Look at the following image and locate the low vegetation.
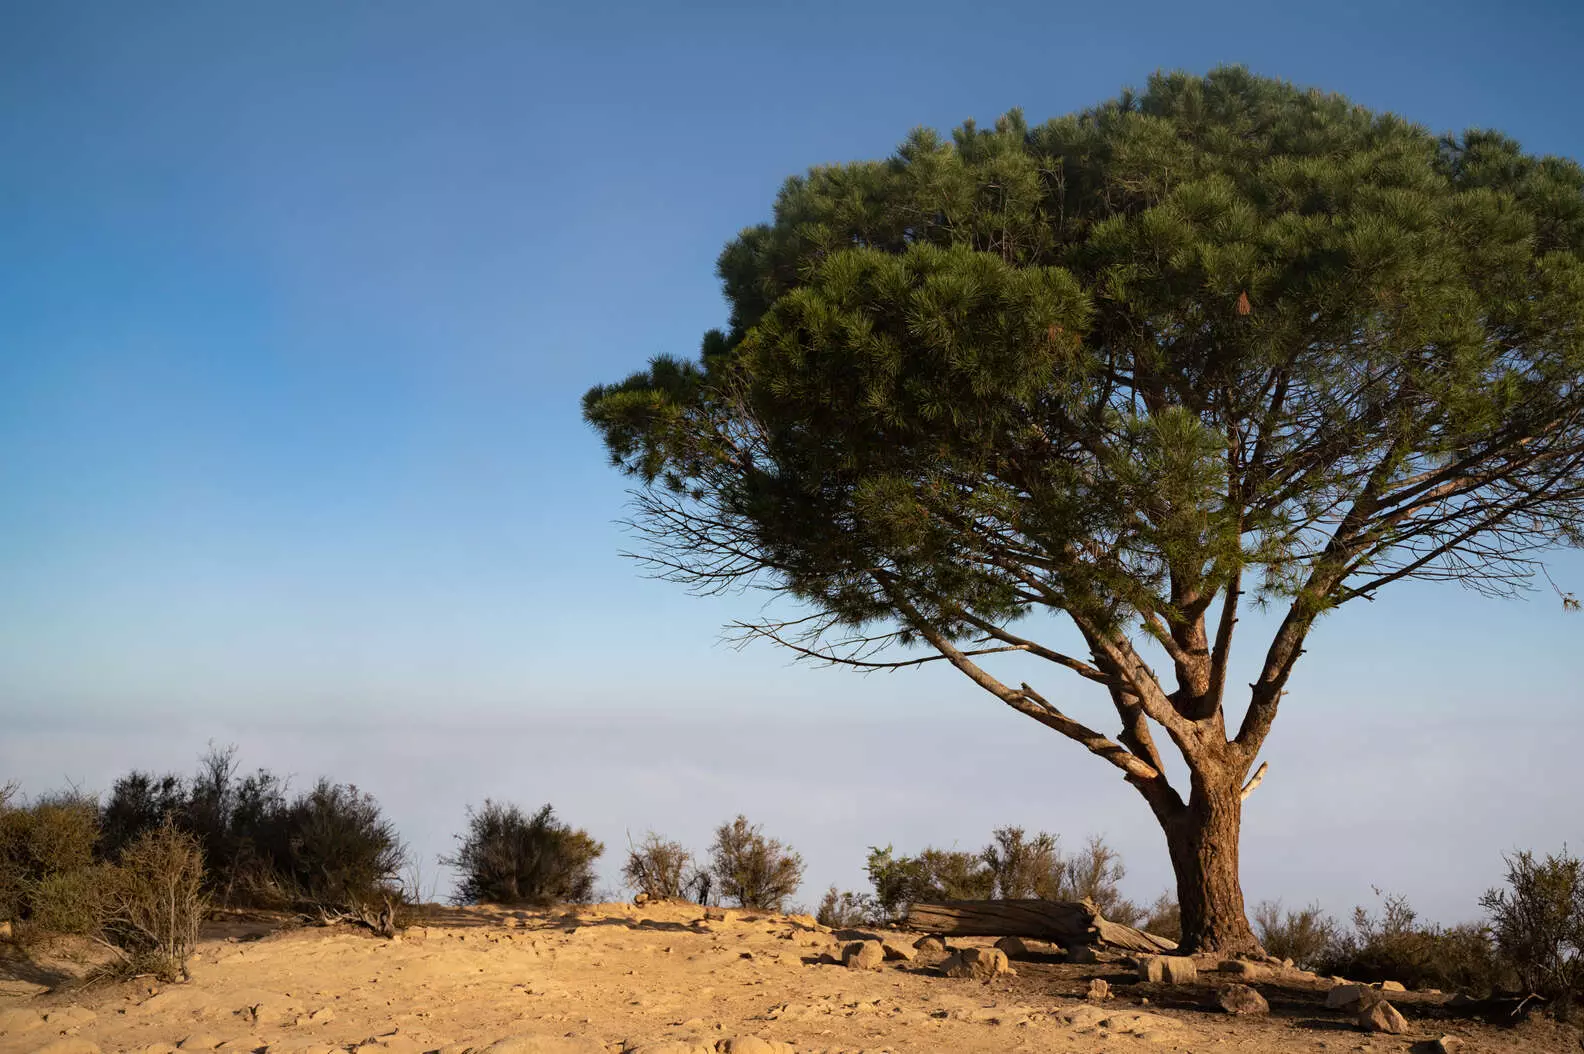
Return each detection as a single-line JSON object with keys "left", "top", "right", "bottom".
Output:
{"left": 443, "top": 801, "right": 603, "bottom": 906}
{"left": 708, "top": 815, "right": 804, "bottom": 912}
{"left": 622, "top": 832, "right": 699, "bottom": 902}
{"left": 4, "top": 763, "right": 1581, "bottom": 1023}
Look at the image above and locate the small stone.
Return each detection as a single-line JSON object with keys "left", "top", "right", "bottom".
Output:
{"left": 1378, "top": 979, "right": 1406, "bottom": 992}
{"left": 1137, "top": 955, "right": 1198, "bottom": 984}
{"left": 176, "top": 1036, "right": 224, "bottom": 1051}
{"left": 1218, "top": 983, "right": 1270, "bottom": 1016}
{"left": 1429, "top": 1035, "right": 1461, "bottom": 1054}
{"left": 841, "top": 940, "right": 884, "bottom": 970}
{"left": 1219, "top": 959, "right": 1270, "bottom": 980}
{"left": 703, "top": 909, "right": 727, "bottom": 922}
{"left": 880, "top": 939, "right": 915, "bottom": 962}
{"left": 633, "top": 892, "right": 650, "bottom": 906}
{"left": 1326, "top": 984, "right": 1382, "bottom": 1011}
{"left": 912, "top": 935, "right": 946, "bottom": 956}
{"left": 940, "top": 946, "right": 1012, "bottom": 980}
{"left": 1086, "top": 978, "right": 1112, "bottom": 1001}
{"left": 1357, "top": 1000, "right": 1409, "bottom": 1034}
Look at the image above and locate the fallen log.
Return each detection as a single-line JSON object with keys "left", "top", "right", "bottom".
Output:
{"left": 906, "top": 899, "right": 1178, "bottom": 954}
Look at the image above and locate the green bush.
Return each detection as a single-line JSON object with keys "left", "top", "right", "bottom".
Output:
{"left": 30, "top": 868, "right": 106, "bottom": 935}
{"left": 1481, "top": 847, "right": 1584, "bottom": 1018}
{"left": 1140, "top": 892, "right": 1181, "bottom": 941}
{"left": 0, "top": 791, "right": 100, "bottom": 925}
{"left": 622, "top": 832, "right": 697, "bottom": 901}
{"left": 444, "top": 801, "right": 603, "bottom": 906}
{"left": 708, "top": 815, "right": 804, "bottom": 911}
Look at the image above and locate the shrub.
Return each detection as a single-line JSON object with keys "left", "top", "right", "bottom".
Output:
{"left": 1141, "top": 892, "right": 1181, "bottom": 940}
{"left": 1481, "top": 847, "right": 1584, "bottom": 1017}
{"left": 982, "top": 827, "right": 1063, "bottom": 899}
{"left": 99, "top": 824, "right": 207, "bottom": 981}
{"left": 444, "top": 801, "right": 603, "bottom": 906}
{"left": 0, "top": 792, "right": 101, "bottom": 925}
{"left": 1315, "top": 889, "right": 1512, "bottom": 995}
{"left": 30, "top": 868, "right": 106, "bottom": 935}
{"left": 1254, "top": 899, "right": 1341, "bottom": 970}
{"left": 708, "top": 816, "right": 804, "bottom": 911}
{"left": 1057, "top": 835, "right": 1134, "bottom": 921}
{"left": 816, "top": 886, "right": 876, "bottom": 928}
{"left": 268, "top": 780, "right": 407, "bottom": 910}
{"left": 99, "top": 771, "right": 186, "bottom": 860}
{"left": 622, "top": 833, "right": 696, "bottom": 901}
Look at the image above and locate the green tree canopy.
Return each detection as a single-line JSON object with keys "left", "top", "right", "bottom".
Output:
{"left": 585, "top": 66, "right": 1584, "bottom": 952}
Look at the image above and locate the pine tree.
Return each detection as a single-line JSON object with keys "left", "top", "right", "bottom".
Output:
{"left": 584, "top": 67, "right": 1584, "bottom": 954}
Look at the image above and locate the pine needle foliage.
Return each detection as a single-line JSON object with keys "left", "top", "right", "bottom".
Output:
{"left": 585, "top": 66, "right": 1584, "bottom": 953}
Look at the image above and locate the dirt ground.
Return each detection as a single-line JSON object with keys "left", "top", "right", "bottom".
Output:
{"left": 2, "top": 901, "right": 1579, "bottom": 1054}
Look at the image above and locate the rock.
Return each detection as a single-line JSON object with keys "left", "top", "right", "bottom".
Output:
{"left": 1086, "top": 978, "right": 1112, "bottom": 1001}
{"left": 1428, "top": 1035, "right": 1461, "bottom": 1053}
{"left": 218, "top": 1039, "right": 271, "bottom": 1053}
{"left": 1067, "top": 944, "right": 1099, "bottom": 964}
{"left": 702, "top": 909, "right": 727, "bottom": 922}
{"left": 1099, "top": 1012, "right": 1182, "bottom": 1035}
{"left": 1137, "top": 955, "right": 1198, "bottom": 984}
{"left": 176, "top": 1037, "right": 224, "bottom": 1051}
{"left": 479, "top": 1038, "right": 609, "bottom": 1054}
{"left": 1326, "top": 984, "right": 1382, "bottom": 1011}
{"left": 33, "top": 1041, "right": 101, "bottom": 1054}
{"left": 1282, "top": 957, "right": 1295, "bottom": 968}
{"left": 940, "top": 946, "right": 1011, "bottom": 980}
{"left": 1358, "top": 1000, "right": 1410, "bottom": 1034}
{"left": 1219, "top": 959, "right": 1270, "bottom": 980}
{"left": 912, "top": 935, "right": 946, "bottom": 955}
{"left": 0, "top": 919, "right": 12, "bottom": 939}
{"left": 633, "top": 892, "right": 650, "bottom": 906}
{"left": 0, "top": 1007, "right": 44, "bottom": 1034}
{"left": 1218, "top": 984, "right": 1270, "bottom": 1016}
{"left": 625, "top": 1045, "right": 710, "bottom": 1054}
{"left": 841, "top": 940, "right": 884, "bottom": 970}
{"left": 880, "top": 939, "right": 915, "bottom": 962}
{"left": 718, "top": 1040, "right": 796, "bottom": 1054}
{"left": 1379, "top": 979, "right": 1406, "bottom": 992}
{"left": 994, "top": 936, "right": 1031, "bottom": 959}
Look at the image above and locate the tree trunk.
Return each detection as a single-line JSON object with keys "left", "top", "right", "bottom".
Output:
{"left": 1158, "top": 769, "right": 1263, "bottom": 956}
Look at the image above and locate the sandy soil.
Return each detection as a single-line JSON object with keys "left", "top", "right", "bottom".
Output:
{"left": 2, "top": 901, "right": 1579, "bottom": 1054}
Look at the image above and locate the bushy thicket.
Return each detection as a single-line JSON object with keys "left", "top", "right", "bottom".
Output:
{"left": 1, "top": 746, "right": 407, "bottom": 954}
{"left": 101, "top": 746, "right": 407, "bottom": 913}
{"left": 861, "top": 827, "right": 1162, "bottom": 927}
{"left": 709, "top": 815, "right": 804, "bottom": 911}
{"left": 444, "top": 802, "right": 603, "bottom": 906}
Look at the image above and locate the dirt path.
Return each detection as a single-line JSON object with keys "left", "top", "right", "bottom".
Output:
{"left": 1, "top": 902, "right": 1577, "bottom": 1054}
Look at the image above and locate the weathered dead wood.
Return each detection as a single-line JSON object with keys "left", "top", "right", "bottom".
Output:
{"left": 906, "top": 899, "right": 1178, "bottom": 954}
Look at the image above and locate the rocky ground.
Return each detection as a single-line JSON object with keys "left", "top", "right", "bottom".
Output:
{"left": 1, "top": 901, "right": 1579, "bottom": 1054}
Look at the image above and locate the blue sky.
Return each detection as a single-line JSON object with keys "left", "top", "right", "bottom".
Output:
{"left": 2, "top": 0, "right": 1581, "bottom": 921}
